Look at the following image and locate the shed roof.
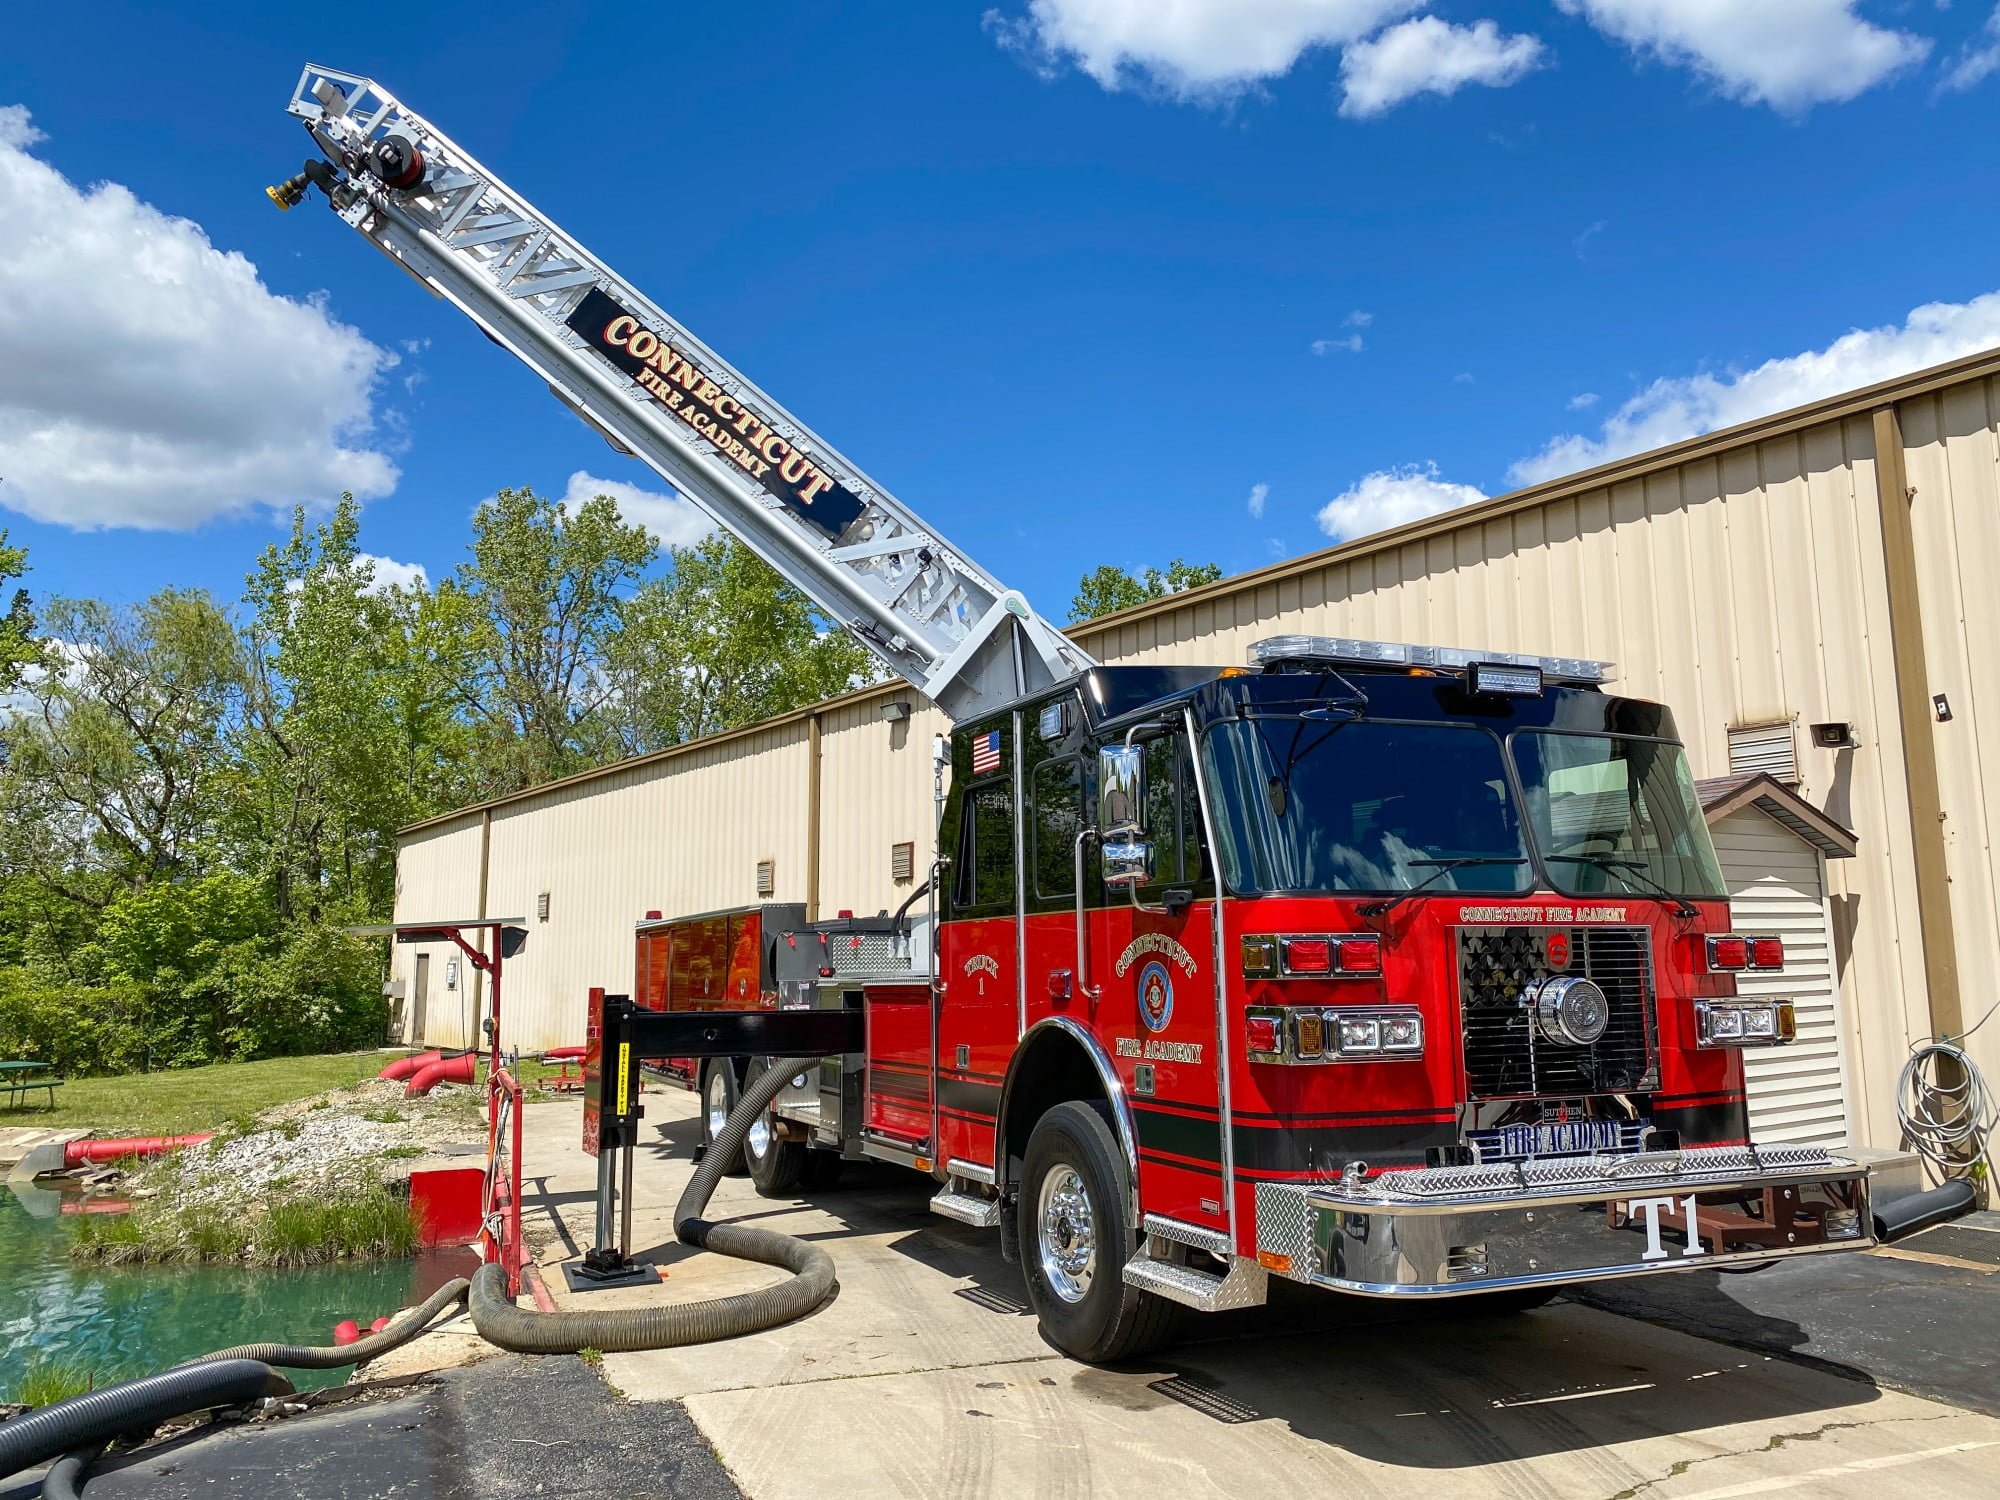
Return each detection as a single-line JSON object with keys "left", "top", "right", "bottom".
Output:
{"left": 1696, "top": 774, "right": 1858, "bottom": 859}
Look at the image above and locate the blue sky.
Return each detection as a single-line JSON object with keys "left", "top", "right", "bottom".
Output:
{"left": 2, "top": 0, "right": 1998, "bottom": 626}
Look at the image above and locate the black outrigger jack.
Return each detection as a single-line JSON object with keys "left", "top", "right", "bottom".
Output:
{"left": 568, "top": 991, "right": 863, "bottom": 1293}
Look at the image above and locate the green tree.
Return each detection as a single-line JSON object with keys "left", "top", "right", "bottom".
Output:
{"left": 610, "top": 533, "right": 873, "bottom": 751}
{"left": 1069, "top": 558, "right": 1224, "bottom": 623}
{"left": 0, "top": 589, "right": 244, "bottom": 907}
{"left": 452, "top": 486, "right": 655, "bottom": 794}
{"left": 240, "top": 498, "right": 474, "bottom": 923}
{"left": 0, "top": 530, "right": 35, "bottom": 694}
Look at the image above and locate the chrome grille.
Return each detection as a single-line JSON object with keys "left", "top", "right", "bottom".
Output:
{"left": 1458, "top": 926, "right": 1657, "bottom": 1099}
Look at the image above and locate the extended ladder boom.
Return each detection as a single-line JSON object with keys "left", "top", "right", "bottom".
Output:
{"left": 273, "top": 66, "right": 1091, "bottom": 721}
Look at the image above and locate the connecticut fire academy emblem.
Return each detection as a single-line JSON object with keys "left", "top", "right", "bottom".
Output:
{"left": 1137, "top": 961, "right": 1174, "bottom": 1033}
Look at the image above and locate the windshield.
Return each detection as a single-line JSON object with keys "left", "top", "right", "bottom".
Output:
{"left": 1510, "top": 732, "right": 1725, "bottom": 899}
{"left": 1201, "top": 719, "right": 1533, "bottom": 896}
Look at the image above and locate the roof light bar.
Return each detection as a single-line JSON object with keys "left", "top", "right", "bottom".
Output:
{"left": 1248, "top": 634, "right": 1615, "bottom": 686}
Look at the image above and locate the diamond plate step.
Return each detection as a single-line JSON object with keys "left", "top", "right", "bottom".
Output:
{"left": 929, "top": 1186, "right": 1001, "bottom": 1228}
{"left": 1122, "top": 1253, "right": 1268, "bottom": 1312}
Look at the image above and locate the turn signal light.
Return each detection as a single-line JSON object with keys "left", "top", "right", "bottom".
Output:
{"left": 1706, "top": 936, "right": 1750, "bottom": 971}
{"left": 1338, "top": 936, "right": 1382, "bottom": 975}
{"left": 1282, "top": 937, "right": 1332, "bottom": 974}
{"left": 1750, "top": 937, "right": 1785, "bottom": 970}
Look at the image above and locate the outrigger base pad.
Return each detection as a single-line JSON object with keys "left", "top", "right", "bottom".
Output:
{"left": 561, "top": 1259, "right": 660, "bottom": 1293}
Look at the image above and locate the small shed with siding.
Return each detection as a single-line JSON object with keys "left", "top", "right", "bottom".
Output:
{"left": 1697, "top": 774, "right": 1860, "bottom": 1147}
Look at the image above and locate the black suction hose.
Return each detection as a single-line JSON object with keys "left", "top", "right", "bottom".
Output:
{"left": 0, "top": 1359, "right": 289, "bottom": 1483}
{"left": 469, "top": 1056, "right": 835, "bottom": 1353}
{"left": 39, "top": 1442, "right": 105, "bottom": 1500}
{"left": 191, "top": 1275, "right": 472, "bottom": 1369}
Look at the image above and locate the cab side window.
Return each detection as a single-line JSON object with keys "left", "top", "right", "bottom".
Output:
{"left": 1032, "top": 759, "right": 1082, "bottom": 899}
{"left": 1140, "top": 734, "right": 1207, "bottom": 889}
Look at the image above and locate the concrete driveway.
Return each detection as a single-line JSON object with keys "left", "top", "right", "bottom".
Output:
{"left": 517, "top": 1081, "right": 2000, "bottom": 1500}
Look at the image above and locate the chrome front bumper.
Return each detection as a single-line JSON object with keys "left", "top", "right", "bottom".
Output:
{"left": 1253, "top": 1144, "right": 1873, "bottom": 1297}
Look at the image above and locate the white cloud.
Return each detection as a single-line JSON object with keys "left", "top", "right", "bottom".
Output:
{"left": 1453, "top": 371, "right": 1476, "bottom": 384}
{"left": 1247, "top": 482, "right": 1269, "bottom": 518}
{"left": 1510, "top": 289, "right": 2000, "bottom": 486}
{"left": 1939, "top": 5, "right": 2000, "bottom": 92}
{"left": 1343, "top": 309, "right": 1374, "bottom": 327}
{"left": 560, "top": 470, "right": 712, "bottom": 549}
{"left": 1313, "top": 334, "right": 1365, "bottom": 354}
{"left": 1316, "top": 462, "right": 1487, "bottom": 540}
{"left": 987, "top": 0, "right": 1421, "bottom": 97}
{"left": 1555, "top": 0, "right": 1930, "bottom": 110}
{"left": 1338, "top": 16, "right": 1547, "bottom": 117}
{"left": 0, "top": 108, "right": 398, "bottom": 531}
{"left": 359, "top": 553, "right": 427, "bottom": 593}
{"left": 1568, "top": 391, "right": 1600, "bottom": 409}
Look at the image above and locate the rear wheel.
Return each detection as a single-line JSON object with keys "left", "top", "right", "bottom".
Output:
{"left": 701, "top": 1062, "right": 749, "bottom": 1178}
{"left": 744, "top": 1059, "right": 808, "bottom": 1197}
{"left": 1015, "top": 1101, "right": 1177, "bottom": 1363}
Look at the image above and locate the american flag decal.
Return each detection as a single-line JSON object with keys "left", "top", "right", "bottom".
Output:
{"left": 970, "top": 729, "right": 1002, "bottom": 775}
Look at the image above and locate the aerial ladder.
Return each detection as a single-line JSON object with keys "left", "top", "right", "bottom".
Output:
{"left": 267, "top": 65, "right": 1091, "bottom": 723}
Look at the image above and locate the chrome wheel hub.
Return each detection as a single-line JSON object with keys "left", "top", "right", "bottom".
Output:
{"left": 746, "top": 1109, "right": 771, "bottom": 1160}
{"left": 1036, "top": 1165, "right": 1097, "bottom": 1304}
{"left": 706, "top": 1072, "right": 729, "bottom": 1141}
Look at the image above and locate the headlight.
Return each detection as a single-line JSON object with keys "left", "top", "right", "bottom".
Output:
{"left": 1335, "top": 1016, "right": 1382, "bottom": 1054}
{"left": 1695, "top": 999, "right": 1796, "bottom": 1048}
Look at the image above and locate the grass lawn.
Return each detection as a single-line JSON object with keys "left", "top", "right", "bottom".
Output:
{"left": 0, "top": 1052, "right": 392, "bottom": 1138}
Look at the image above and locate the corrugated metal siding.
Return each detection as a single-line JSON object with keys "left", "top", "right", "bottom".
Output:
{"left": 388, "top": 816, "right": 486, "bottom": 1050}
{"left": 1072, "top": 413, "right": 1931, "bottom": 1149}
{"left": 1899, "top": 374, "right": 2000, "bottom": 1130}
{"left": 1712, "top": 808, "right": 1851, "bottom": 1148}
{"left": 815, "top": 694, "right": 946, "bottom": 921}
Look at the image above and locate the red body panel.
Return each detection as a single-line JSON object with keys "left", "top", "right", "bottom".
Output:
{"left": 864, "top": 982, "right": 933, "bottom": 1144}
{"left": 633, "top": 908, "right": 775, "bottom": 1087}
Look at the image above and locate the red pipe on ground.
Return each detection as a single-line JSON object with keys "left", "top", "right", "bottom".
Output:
{"left": 64, "top": 1135, "right": 211, "bottom": 1168}
{"left": 404, "top": 1053, "right": 477, "bottom": 1098}
{"left": 379, "top": 1050, "right": 442, "bottom": 1082}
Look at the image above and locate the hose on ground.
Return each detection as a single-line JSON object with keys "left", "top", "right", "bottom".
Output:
{"left": 0, "top": 1359, "right": 289, "bottom": 1482}
{"left": 469, "top": 1056, "right": 835, "bottom": 1353}
{"left": 40, "top": 1441, "right": 106, "bottom": 1500}
{"left": 190, "top": 1275, "right": 472, "bottom": 1370}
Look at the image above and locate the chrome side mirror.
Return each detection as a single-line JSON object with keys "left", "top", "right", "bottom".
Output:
{"left": 1098, "top": 744, "right": 1150, "bottom": 888}
{"left": 1102, "top": 836, "right": 1154, "bottom": 888}
{"left": 1098, "top": 745, "right": 1142, "bottom": 838}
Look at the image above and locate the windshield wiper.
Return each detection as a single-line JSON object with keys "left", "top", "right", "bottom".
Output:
{"left": 1358, "top": 857, "right": 1528, "bottom": 919}
{"left": 1544, "top": 855, "right": 1698, "bottom": 918}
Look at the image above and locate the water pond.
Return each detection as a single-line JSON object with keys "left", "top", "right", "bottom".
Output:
{"left": 1, "top": 1182, "right": 475, "bottom": 1396}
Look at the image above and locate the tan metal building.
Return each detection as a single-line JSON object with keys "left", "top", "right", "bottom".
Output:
{"left": 391, "top": 346, "right": 2000, "bottom": 1153}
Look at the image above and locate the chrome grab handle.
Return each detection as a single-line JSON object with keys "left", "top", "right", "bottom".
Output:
{"left": 1074, "top": 830, "right": 1100, "bottom": 1000}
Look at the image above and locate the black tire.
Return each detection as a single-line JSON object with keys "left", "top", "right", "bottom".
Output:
{"left": 800, "top": 1148, "right": 846, "bottom": 1190}
{"left": 700, "top": 1061, "right": 749, "bottom": 1178}
{"left": 744, "top": 1059, "right": 808, "bottom": 1197}
{"left": 1015, "top": 1101, "right": 1178, "bottom": 1363}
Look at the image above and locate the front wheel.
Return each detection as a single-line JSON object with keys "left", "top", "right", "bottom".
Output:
{"left": 1015, "top": 1101, "right": 1177, "bottom": 1363}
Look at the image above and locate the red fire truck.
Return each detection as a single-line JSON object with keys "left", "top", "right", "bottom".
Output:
{"left": 276, "top": 66, "right": 1874, "bottom": 1362}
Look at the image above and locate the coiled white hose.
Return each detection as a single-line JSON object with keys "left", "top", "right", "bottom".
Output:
{"left": 1896, "top": 1006, "right": 1999, "bottom": 1182}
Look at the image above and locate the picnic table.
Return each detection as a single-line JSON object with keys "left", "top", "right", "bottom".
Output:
{"left": 0, "top": 1061, "right": 62, "bottom": 1110}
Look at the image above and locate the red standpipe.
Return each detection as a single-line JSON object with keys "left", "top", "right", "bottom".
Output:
{"left": 64, "top": 1135, "right": 211, "bottom": 1168}
{"left": 405, "top": 1053, "right": 477, "bottom": 1098}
